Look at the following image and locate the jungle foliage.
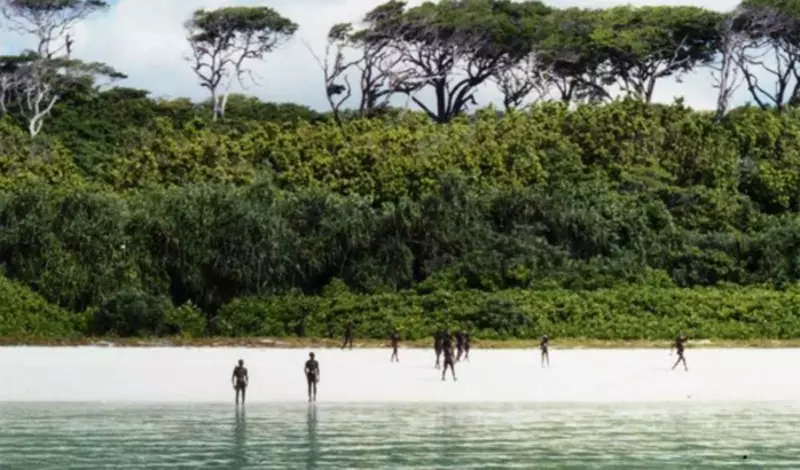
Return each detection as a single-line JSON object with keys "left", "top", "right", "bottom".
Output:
{"left": 5, "top": 0, "right": 800, "bottom": 339}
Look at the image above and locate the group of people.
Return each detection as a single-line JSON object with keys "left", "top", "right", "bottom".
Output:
{"left": 432, "top": 329, "right": 471, "bottom": 381}
{"left": 230, "top": 329, "right": 689, "bottom": 405}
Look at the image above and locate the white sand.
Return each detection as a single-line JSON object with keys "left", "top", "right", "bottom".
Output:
{"left": 0, "top": 347, "right": 798, "bottom": 403}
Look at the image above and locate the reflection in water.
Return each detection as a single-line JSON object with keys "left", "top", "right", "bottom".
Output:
{"left": 306, "top": 405, "right": 319, "bottom": 469}
{"left": 232, "top": 408, "right": 246, "bottom": 469}
{"left": 437, "top": 405, "right": 459, "bottom": 465}
{"left": 4, "top": 404, "right": 800, "bottom": 469}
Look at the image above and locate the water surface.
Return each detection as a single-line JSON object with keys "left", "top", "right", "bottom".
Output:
{"left": 1, "top": 403, "right": 798, "bottom": 469}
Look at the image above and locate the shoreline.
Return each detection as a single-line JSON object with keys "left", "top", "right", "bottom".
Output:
{"left": 2, "top": 337, "right": 800, "bottom": 349}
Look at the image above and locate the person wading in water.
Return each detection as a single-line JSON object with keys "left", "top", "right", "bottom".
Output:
{"left": 231, "top": 359, "right": 248, "bottom": 406}
{"left": 671, "top": 334, "right": 688, "bottom": 371}
{"left": 540, "top": 335, "right": 550, "bottom": 368}
{"left": 390, "top": 329, "right": 400, "bottom": 362}
{"left": 305, "top": 352, "right": 320, "bottom": 402}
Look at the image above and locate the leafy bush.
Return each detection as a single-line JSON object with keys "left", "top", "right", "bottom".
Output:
{"left": 0, "top": 274, "right": 78, "bottom": 338}
{"left": 91, "top": 288, "right": 171, "bottom": 337}
{"left": 164, "top": 301, "right": 207, "bottom": 338}
{"left": 3, "top": 101, "right": 800, "bottom": 340}
{"left": 216, "top": 286, "right": 800, "bottom": 341}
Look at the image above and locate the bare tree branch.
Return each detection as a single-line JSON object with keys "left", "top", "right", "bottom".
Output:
{"left": 492, "top": 54, "right": 553, "bottom": 111}
{"left": 0, "top": 0, "right": 108, "bottom": 58}
{"left": 0, "top": 0, "right": 111, "bottom": 137}
{"left": 734, "top": 5, "right": 800, "bottom": 112}
{"left": 302, "top": 23, "right": 362, "bottom": 126}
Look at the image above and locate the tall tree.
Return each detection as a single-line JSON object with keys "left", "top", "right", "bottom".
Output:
{"left": 304, "top": 23, "right": 359, "bottom": 126}
{"left": 591, "top": 5, "right": 722, "bottom": 103}
{"left": 736, "top": 0, "right": 800, "bottom": 111}
{"left": 0, "top": 0, "right": 110, "bottom": 137}
{"left": 380, "top": 0, "right": 540, "bottom": 122}
{"left": 491, "top": 5, "right": 555, "bottom": 110}
{"left": 710, "top": 9, "right": 750, "bottom": 119}
{"left": 307, "top": 1, "right": 424, "bottom": 122}
{"left": 352, "top": 0, "right": 417, "bottom": 118}
{"left": 185, "top": 6, "right": 297, "bottom": 121}
{"left": 0, "top": 0, "right": 106, "bottom": 57}
{"left": 12, "top": 54, "right": 123, "bottom": 137}
{"left": 536, "top": 8, "right": 613, "bottom": 104}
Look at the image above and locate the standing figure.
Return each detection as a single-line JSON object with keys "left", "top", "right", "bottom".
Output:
{"left": 305, "top": 352, "right": 320, "bottom": 402}
{"left": 671, "top": 334, "right": 688, "bottom": 371}
{"left": 441, "top": 337, "right": 457, "bottom": 381}
{"left": 341, "top": 320, "right": 354, "bottom": 350}
{"left": 390, "top": 329, "right": 400, "bottom": 362}
{"left": 455, "top": 331, "right": 465, "bottom": 362}
{"left": 463, "top": 332, "right": 471, "bottom": 361}
{"left": 441, "top": 329, "right": 453, "bottom": 352}
{"left": 540, "top": 335, "right": 550, "bottom": 368}
{"left": 434, "top": 330, "right": 443, "bottom": 369}
{"left": 232, "top": 359, "right": 248, "bottom": 406}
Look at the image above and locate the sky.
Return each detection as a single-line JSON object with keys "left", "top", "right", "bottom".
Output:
{"left": 0, "top": 0, "right": 754, "bottom": 112}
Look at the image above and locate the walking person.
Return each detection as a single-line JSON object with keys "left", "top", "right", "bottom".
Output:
{"left": 390, "top": 329, "right": 400, "bottom": 362}
{"left": 671, "top": 334, "right": 688, "bottom": 371}
{"left": 341, "top": 320, "right": 354, "bottom": 350}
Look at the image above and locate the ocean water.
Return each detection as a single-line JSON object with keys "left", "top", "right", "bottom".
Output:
{"left": 2, "top": 347, "right": 800, "bottom": 468}
{"left": 1, "top": 402, "right": 799, "bottom": 468}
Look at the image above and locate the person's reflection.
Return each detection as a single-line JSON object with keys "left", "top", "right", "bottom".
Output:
{"left": 437, "top": 405, "right": 458, "bottom": 463}
{"left": 231, "top": 407, "right": 247, "bottom": 469}
{"left": 306, "top": 406, "right": 319, "bottom": 469}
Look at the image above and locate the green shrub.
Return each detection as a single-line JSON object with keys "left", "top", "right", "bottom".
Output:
{"left": 91, "top": 288, "right": 171, "bottom": 337}
{"left": 0, "top": 274, "right": 78, "bottom": 337}
{"left": 164, "top": 301, "right": 207, "bottom": 338}
{"left": 216, "top": 286, "right": 800, "bottom": 341}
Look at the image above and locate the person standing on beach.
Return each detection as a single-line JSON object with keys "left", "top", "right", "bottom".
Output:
{"left": 455, "top": 331, "right": 465, "bottom": 362}
{"left": 232, "top": 359, "right": 248, "bottom": 406}
{"left": 540, "top": 335, "right": 550, "bottom": 368}
{"left": 442, "top": 330, "right": 453, "bottom": 351}
{"left": 671, "top": 334, "right": 688, "bottom": 371}
{"left": 434, "top": 330, "right": 443, "bottom": 369}
{"left": 341, "top": 320, "right": 354, "bottom": 350}
{"left": 463, "top": 332, "right": 471, "bottom": 362}
{"left": 442, "top": 338, "right": 457, "bottom": 381}
{"left": 305, "top": 352, "right": 320, "bottom": 402}
{"left": 390, "top": 329, "right": 400, "bottom": 362}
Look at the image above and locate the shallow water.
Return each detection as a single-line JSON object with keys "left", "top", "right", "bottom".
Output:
{"left": 1, "top": 403, "right": 799, "bottom": 469}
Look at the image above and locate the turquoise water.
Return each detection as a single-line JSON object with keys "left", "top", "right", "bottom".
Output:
{"left": 1, "top": 403, "right": 799, "bottom": 468}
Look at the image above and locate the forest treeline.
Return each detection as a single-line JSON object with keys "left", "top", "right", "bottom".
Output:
{"left": 4, "top": 0, "right": 800, "bottom": 340}
{"left": 5, "top": 98, "right": 800, "bottom": 339}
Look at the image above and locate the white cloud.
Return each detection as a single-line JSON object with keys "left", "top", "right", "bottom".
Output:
{"left": 0, "top": 0, "right": 759, "bottom": 111}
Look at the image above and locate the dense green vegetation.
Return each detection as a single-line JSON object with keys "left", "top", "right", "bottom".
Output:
{"left": 5, "top": 0, "right": 800, "bottom": 341}
{"left": 5, "top": 98, "right": 800, "bottom": 340}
